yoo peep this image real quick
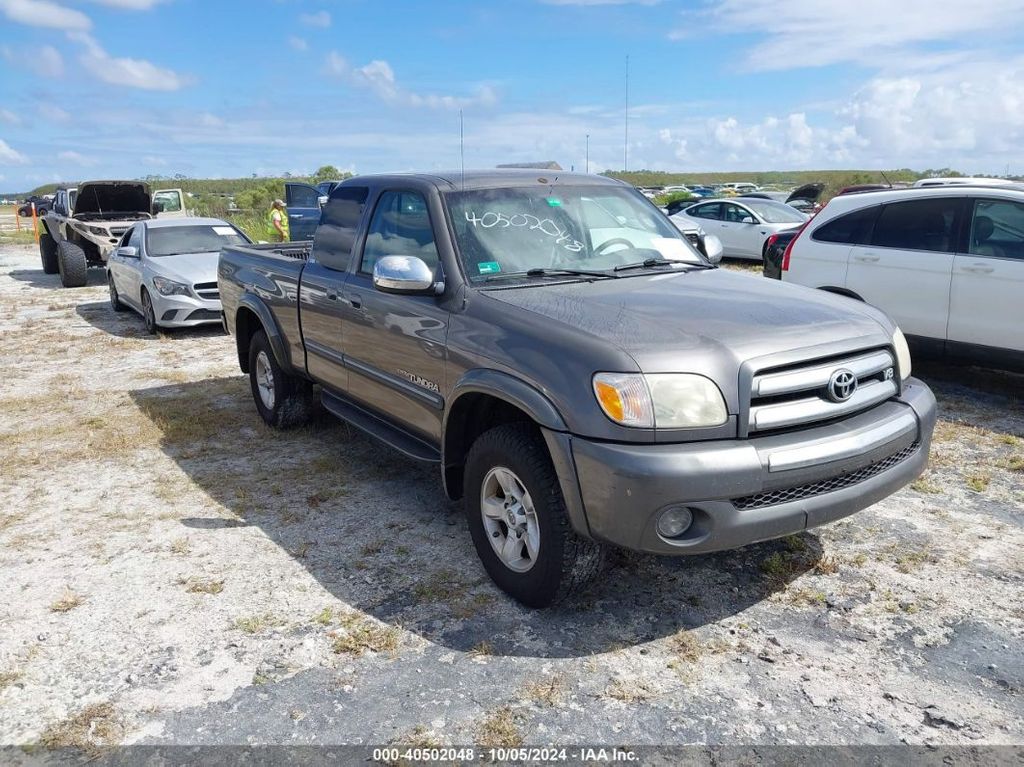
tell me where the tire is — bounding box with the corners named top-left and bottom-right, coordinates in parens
top-left (108, 273), bottom-right (125, 312)
top-left (56, 239), bottom-right (87, 288)
top-left (248, 329), bottom-right (314, 429)
top-left (39, 233), bottom-right (58, 274)
top-left (464, 423), bottom-right (605, 607)
top-left (141, 289), bottom-right (159, 333)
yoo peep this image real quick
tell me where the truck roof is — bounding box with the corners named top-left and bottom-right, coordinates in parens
top-left (339, 169), bottom-right (627, 192)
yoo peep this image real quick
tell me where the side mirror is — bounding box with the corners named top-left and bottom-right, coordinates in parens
top-left (373, 255), bottom-right (442, 295)
top-left (703, 235), bottom-right (723, 264)
top-left (117, 246), bottom-right (139, 258)
top-left (318, 195), bottom-right (329, 208)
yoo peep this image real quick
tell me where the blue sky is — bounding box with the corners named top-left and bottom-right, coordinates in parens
top-left (2, 0), bottom-right (1024, 191)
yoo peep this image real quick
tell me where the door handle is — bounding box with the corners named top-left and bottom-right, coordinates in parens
top-left (345, 293), bottom-right (362, 309)
top-left (854, 254), bottom-right (880, 263)
top-left (962, 263), bottom-right (994, 274)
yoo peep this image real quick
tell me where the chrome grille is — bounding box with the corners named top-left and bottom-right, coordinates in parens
top-left (748, 348), bottom-right (897, 433)
top-left (193, 281), bottom-right (219, 300)
top-left (733, 441), bottom-right (919, 510)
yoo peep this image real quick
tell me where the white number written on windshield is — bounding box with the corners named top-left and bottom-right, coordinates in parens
top-left (464, 211), bottom-right (584, 253)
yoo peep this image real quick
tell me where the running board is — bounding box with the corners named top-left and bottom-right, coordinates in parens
top-left (321, 390), bottom-right (441, 463)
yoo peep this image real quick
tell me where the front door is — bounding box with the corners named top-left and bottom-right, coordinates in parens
top-left (947, 197), bottom-right (1024, 354)
top-left (720, 203), bottom-right (764, 259)
top-left (152, 189), bottom-right (187, 218)
top-left (338, 189), bottom-right (449, 443)
top-left (844, 196), bottom-right (961, 341)
top-left (285, 182), bottom-right (323, 241)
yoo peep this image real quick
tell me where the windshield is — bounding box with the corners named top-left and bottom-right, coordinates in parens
top-left (742, 200), bottom-right (808, 224)
top-left (146, 224), bottom-right (249, 257)
top-left (445, 185), bottom-right (703, 280)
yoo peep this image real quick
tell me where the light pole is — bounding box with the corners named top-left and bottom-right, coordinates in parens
top-left (585, 134), bottom-right (590, 175)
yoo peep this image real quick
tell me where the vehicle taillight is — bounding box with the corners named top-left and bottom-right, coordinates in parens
top-left (781, 221), bottom-right (810, 272)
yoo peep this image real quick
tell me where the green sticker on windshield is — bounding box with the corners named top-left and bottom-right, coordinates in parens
top-left (477, 261), bottom-right (501, 274)
top-left (547, 198), bottom-right (562, 207)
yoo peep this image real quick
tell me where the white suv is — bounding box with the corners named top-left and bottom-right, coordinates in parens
top-left (780, 185), bottom-right (1024, 371)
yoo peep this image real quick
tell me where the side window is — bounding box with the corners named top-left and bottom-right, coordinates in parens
top-left (692, 203), bottom-right (720, 220)
top-left (286, 184), bottom-right (320, 208)
top-left (153, 191), bottom-right (182, 213)
top-left (360, 190), bottom-right (439, 275)
top-left (127, 225), bottom-right (143, 249)
top-left (119, 227), bottom-right (134, 247)
top-left (969, 199), bottom-right (1024, 261)
top-left (311, 186), bottom-right (369, 272)
top-left (723, 204), bottom-right (747, 223)
top-left (871, 198), bottom-right (958, 253)
top-left (812, 205), bottom-right (880, 245)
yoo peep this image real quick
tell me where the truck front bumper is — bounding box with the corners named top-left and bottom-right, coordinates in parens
top-left (562, 378), bottom-right (936, 555)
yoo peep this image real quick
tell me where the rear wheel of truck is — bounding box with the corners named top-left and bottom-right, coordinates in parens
top-left (248, 329), bottom-right (314, 429)
top-left (39, 233), bottom-right (58, 274)
top-left (56, 240), bottom-right (87, 288)
top-left (464, 423), bottom-right (605, 608)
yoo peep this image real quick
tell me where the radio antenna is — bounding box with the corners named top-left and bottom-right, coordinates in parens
top-left (623, 54), bottom-right (630, 173)
top-left (460, 110), bottom-right (465, 190)
top-left (879, 169), bottom-right (893, 188)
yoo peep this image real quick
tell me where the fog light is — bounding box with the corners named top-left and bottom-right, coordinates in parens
top-left (657, 506), bottom-right (693, 539)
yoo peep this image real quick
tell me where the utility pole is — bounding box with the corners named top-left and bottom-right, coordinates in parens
top-left (585, 134), bottom-right (590, 174)
top-left (624, 54), bottom-right (630, 172)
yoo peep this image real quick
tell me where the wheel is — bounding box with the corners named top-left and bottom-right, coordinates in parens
top-left (141, 289), bottom-right (159, 333)
top-left (247, 329), bottom-right (314, 429)
top-left (39, 233), bottom-right (58, 274)
top-left (464, 423), bottom-right (605, 607)
top-left (108, 273), bottom-right (125, 312)
top-left (56, 240), bottom-right (87, 287)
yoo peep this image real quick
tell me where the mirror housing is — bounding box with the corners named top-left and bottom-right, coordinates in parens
top-left (117, 246), bottom-right (139, 259)
top-left (703, 235), bottom-right (723, 264)
top-left (373, 255), bottom-right (442, 295)
top-left (318, 195), bottom-right (329, 208)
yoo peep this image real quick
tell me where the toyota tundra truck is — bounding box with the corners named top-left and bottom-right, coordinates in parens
top-left (218, 170), bottom-right (936, 607)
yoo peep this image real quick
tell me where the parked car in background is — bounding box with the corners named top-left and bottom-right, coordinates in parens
top-left (912, 177), bottom-right (1015, 188)
top-left (776, 186), bottom-right (1024, 371)
top-left (17, 195), bottom-right (51, 217)
top-left (279, 181), bottom-right (330, 241)
top-left (672, 198), bottom-right (808, 260)
top-left (761, 227), bottom-right (802, 279)
top-left (719, 182), bottom-right (759, 193)
top-left (107, 217), bottom-right (251, 333)
top-left (219, 169), bottom-right (934, 607)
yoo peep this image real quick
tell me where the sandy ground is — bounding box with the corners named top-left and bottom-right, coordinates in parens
top-left (0, 243), bottom-right (1021, 753)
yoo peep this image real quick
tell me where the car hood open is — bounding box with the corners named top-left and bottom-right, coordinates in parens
top-left (74, 182), bottom-right (151, 216)
top-left (786, 183), bottom-right (824, 204)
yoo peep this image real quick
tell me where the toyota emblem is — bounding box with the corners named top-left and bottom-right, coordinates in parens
top-left (827, 368), bottom-right (857, 402)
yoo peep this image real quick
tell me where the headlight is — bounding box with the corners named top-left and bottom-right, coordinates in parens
top-left (593, 373), bottom-right (728, 429)
top-left (892, 327), bottom-right (912, 381)
top-left (88, 225), bottom-right (107, 235)
top-left (152, 276), bottom-right (191, 296)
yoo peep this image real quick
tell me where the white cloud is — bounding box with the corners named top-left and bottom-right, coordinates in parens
top-left (86, 0), bottom-right (165, 8)
top-left (0, 109), bottom-right (21, 125)
top-left (38, 103), bottom-right (70, 122)
top-left (37, 44), bottom-right (64, 76)
top-left (543, 0), bottom-right (660, 5)
top-left (69, 32), bottom-right (190, 91)
top-left (142, 155), bottom-right (168, 166)
top-left (0, 0), bottom-right (91, 29)
top-left (671, 0), bottom-right (1024, 70)
top-left (288, 35), bottom-right (308, 52)
top-left (299, 10), bottom-right (330, 27)
top-left (326, 53), bottom-right (497, 110)
top-left (0, 139), bottom-right (30, 165)
top-left (58, 149), bottom-right (97, 166)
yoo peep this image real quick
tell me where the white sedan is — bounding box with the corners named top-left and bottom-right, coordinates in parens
top-left (106, 217), bottom-right (250, 333)
top-left (672, 198), bottom-right (808, 260)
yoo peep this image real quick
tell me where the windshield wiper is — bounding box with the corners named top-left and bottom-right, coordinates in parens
top-left (613, 258), bottom-right (716, 273)
top-left (486, 267), bottom-right (616, 282)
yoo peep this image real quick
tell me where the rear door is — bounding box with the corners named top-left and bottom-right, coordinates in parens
top-left (152, 189), bottom-right (187, 218)
top-left (947, 197), bottom-right (1024, 354)
top-left (285, 182), bottom-right (324, 241)
top-left (845, 197), bottom-right (961, 341)
top-left (299, 185), bottom-right (369, 394)
top-left (787, 203), bottom-right (879, 289)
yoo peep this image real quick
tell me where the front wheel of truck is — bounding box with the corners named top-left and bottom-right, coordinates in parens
top-left (248, 329), bottom-right (314, 429)
top-left (464, 423), bottom-right (605, 608)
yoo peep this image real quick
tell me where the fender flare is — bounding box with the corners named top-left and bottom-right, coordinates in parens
top-left (236, 292), bottom-right (295, 375)
top-left (443, 368), bottom-right (568, 437)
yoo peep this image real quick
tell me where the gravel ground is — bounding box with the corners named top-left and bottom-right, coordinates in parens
top-left (0, 243), bottom-right (1021, 753)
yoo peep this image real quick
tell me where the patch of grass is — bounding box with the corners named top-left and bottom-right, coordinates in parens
top-left (0, 669), bottom-right (22, 690)
top-left (331, 614), bottom-right (400, 656)
top-left (888, 545), bottom-right (936, 573)
top-left (996, 434), bottom-right (1021, 446)
top-left (522, 675), bottom-right (566, 707)
top-left (469, 640), bottom-right (493, 657)
top-left (232, 613), bottom-right (284, 634)
top-left (392, 724), bottom-right (443, 750)
top-left (784, 587), bottom-right (827, 607)
top-left (453, 592), bottom-right (497, 620)
top-left (910, 477), bottom-right (943, 494)
top-left (38, 702), bottom-right (124, 755)
top-left (182, 577), bottom-right (224, 595)
top-left (965, 473), bottom-right (991, 492)
top-left (814, 556), bottom-right (840, 575)
top-left (360, 539), bottom-right (385, 556)
top-left (604, 678), bottom-right (654, 703)
top-left (49, 590), bottom-right (84, 613)
top-left (668, 631), bottom-right (702, 663)
top-left (413, 569), bottom-right (467, 604)
top-left (1001, 456), bottom-right (1024, 473)
top-left (306, 491), bottom-right (330, 509)
top-left (313, 607), bottom-right (333, 626)
top-left (169, 537), bottom-right (191, 555)
top-left (475, 706), bottom-right (523, 748)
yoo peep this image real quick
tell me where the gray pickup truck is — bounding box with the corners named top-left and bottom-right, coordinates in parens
top-left (219, 170), bottom-right (936, 607)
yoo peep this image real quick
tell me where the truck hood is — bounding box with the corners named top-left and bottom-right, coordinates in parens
top-left (481, 268), bottom-right (894, 375)
top-left (74, 182), bottom-right (150, 216)
top-left (152, 251), bottom-right (219, 285)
